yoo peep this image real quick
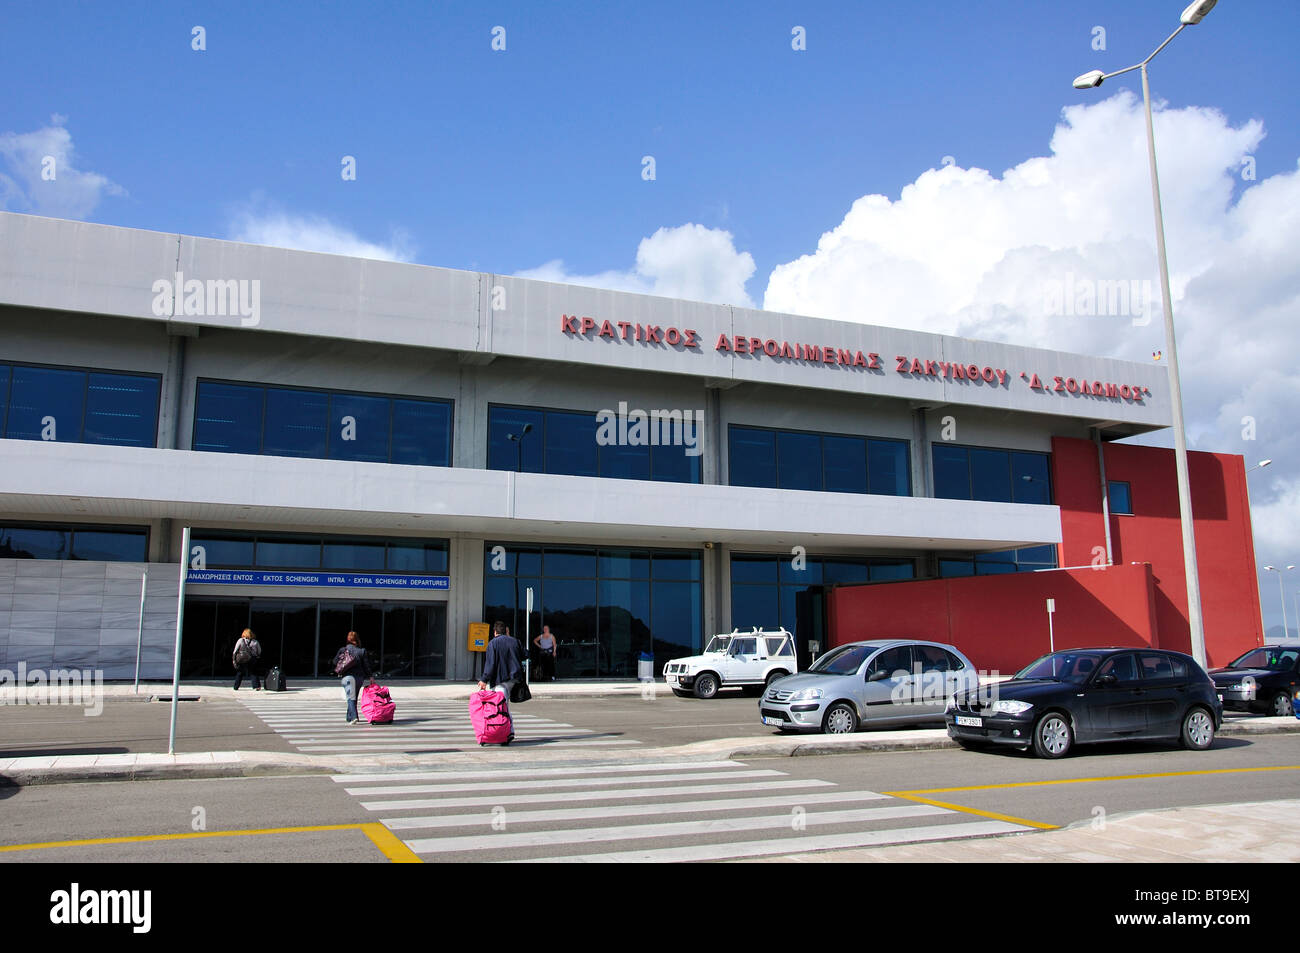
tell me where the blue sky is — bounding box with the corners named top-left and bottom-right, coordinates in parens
top-left (4, 0), bottom-right (1300, 635)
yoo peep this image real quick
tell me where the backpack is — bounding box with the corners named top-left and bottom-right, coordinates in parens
top-left (333, 646), bottom-right (360, 677)
top-left (233, 639), bottom-right (254, 665)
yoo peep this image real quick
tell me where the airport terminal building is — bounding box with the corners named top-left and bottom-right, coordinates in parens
top-left (0, 212), bottom-right (1262, 681)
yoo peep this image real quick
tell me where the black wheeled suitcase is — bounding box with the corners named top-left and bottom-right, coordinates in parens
top-left (265, 667), bottom-right (287, 692)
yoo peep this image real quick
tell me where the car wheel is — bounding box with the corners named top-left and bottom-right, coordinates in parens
top-left (1180, 706), bottom-right (1215, 750)
top-left (1032, 712), bottom-right (1073, 759)
top-left (823, 702), bottom-right (859, 734)
top-left (1270, 691), bottom-right (1294, 717)
top-left (693, 673), bottom-right (719, 699)
top-left (765, 670), bottom-right (788, 686)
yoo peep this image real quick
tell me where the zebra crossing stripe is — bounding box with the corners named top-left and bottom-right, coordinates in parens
top-left (358, 779), bottom-right (834, 812)
top-left (382, 789), bottom-right (890, 830)
top-left (334, 760), bottom-right (745, 784)
top-left (296, 741), bottom-right (641, 752)
top-left (512, 820), bottom-right (1032, 863)
top-left (403, 804), bottom-right (948, 854)
top-left (345, 768), bottom-right (786, 797)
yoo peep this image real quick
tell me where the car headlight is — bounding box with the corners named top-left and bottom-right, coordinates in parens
top-left (991, 700), bottom-right (1034, 715)
top-left (788, 688), bottom-right (824, 702)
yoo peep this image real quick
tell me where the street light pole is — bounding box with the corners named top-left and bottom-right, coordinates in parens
top-left (1071, 0), bottom-right (1218, 667)
top-left (1264, 566), bottom-right (1295, 640)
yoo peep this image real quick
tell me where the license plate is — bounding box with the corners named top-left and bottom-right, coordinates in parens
top-left (955, 715), bottom-right (983, 727)
top-left (666, 675), bottom-right (678, 684)
top-left (762, 716), bottom-right (783, 726)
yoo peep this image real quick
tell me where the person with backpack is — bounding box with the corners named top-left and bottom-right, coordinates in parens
top-left (477, 621), bottom-right (523, 698)
top-left (333, 631), bottom-right (372, 724)
top-left (232, 628), bottom-right (263, 691)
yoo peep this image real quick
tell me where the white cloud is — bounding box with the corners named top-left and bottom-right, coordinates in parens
top-left (0, 117), bottom-right (125, 218)
top-left (230, 202), bottom-right (413, 262)
top-left (517, 224), bottom-right (755, 307)
top-left (762, 90), bottom-right (1300, 621)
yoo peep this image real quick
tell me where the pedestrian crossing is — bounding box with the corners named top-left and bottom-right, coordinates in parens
top-left (236, 697), bottom-right (642, 754)
top-left (334, 759), bottom-right (1037, 862)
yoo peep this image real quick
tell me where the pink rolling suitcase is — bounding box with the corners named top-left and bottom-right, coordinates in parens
top-left (469, 690), bottom-right (513, 745)
top-left (359, 684), bottom-right (396, 724)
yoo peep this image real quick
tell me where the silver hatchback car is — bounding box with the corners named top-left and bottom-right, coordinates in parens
top-left (759, 639), bottom-right (979, 733)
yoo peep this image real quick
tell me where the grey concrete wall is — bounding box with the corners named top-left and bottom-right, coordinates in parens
top-left (0, 559), bottom-right (178, 679)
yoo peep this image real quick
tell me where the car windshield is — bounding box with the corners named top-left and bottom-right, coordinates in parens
top-left (704, 636), bottom-right (731, 654)
top-left (1015, 652), bottom-right (1107, 684)
top-left (807, 644), bottom-right (873, 675)
top-left (1228, 648), bottom-right (1298, 671)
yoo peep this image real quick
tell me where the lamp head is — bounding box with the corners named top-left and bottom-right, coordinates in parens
top-left (1259, 459), bottom-right (1273, 468)
top-left (1180, 0), bottom-right (1217, 25)
top-left (1073, 70), bottom-right (1106, 90)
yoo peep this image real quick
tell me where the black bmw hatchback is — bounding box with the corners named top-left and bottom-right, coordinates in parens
top-left (946, 647), bottom-right (1222, 758)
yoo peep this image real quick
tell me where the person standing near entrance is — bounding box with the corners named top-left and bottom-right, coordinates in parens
top-left (333, 631), bottom-right (372, 724)
top-left (478, 621), bottom-right (523, 698)
top-left (533, 624), bottom-right (557, 681)
top-left (232, 628), bottom-right (263, 691)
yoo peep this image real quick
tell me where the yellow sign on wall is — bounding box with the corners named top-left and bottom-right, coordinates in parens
top-left (468, 622), bottom-right (490, 653)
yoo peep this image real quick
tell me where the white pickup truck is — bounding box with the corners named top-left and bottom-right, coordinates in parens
top-left (662, 628), bottom-right (798, 698)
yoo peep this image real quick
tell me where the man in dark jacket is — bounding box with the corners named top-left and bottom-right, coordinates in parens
top-left (478, 621), bottom-right (523, 697)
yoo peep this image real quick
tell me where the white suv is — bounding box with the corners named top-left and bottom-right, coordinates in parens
top-left (663, 629), bottom-right (798, 698)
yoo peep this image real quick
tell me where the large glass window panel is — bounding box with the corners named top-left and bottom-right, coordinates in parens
top-left (939, 559), bottom-right (975, 578)
top-left (870, 560), bottom-right (915, 581)
top-left (7, 366), bottom-right (84, 441)
top-left (256, 539), bottom-right (321, 569)
top-left (822, 436), bottom-right (867, 493)
top-left (600, 577), bottom-right (651, 678)
top-left (544, 549), bottom-right (597, 578)
top-left (545, 577), bottom-right (598, 676)
top-left (728, 427), bottom-right (777, 488)
top-left (84, 373), bottom-right (159, 447)
top-left (193, 382), bottom-right (263, 453)
top-left (214, 600), bottom-right (252, 671)
top-left (730, 555), bottom-right (778, 584)
top-left (975, 561), bottom-right (1017, 575)
top-left (1015, 544), bottom-right (1057, 569)
top-left (180, 599), bottom-right (218, 677)
top-left (776, 431), bottom-right (821, 491)
top-left (599, 550), bottom-right (650, 580)
top-left (868, 439), bottom-right (910, 496)
top-left (731, 584), bottom-right (779, 631)
top-left (414, 605), bottom-right (446, 677)
top-left (323, 541), bottom-right (386, 571)
top-left (970, 448), bottom-right (1012, 502)
top-left (1011, 451), bottom-right (1052, 504)
top-left (193, 536), bottom-right (255, 567)
top-left (263, 388), bottom-right (329, 458)
top-left (822, 560), bottom-right (871, 585)
top-left (392, 398), bottom-right (451, 467)
top-left (650, 442), bottom-right (699, 484)
top-left (1108, 480), bottom-right (1132, 515)
top-left (387, 541), bottom-right (448, 574)
top-left (280, 602), bottom-right (318, 676)
top-left (0, 365), bottom-right (10, 434)
top-left (779, 557), bottom-right (823, 584)
top-left (652, 552), bottom-right (701, 581)
top-left (544, 410), bottom-right (598, 477)
top-left (653, 580), bottom-right (701, 661)
top-left (329, 393), bottom-right (390, 463)
top-left (71, 529), bottom-right (147, 562)
top-left (932, 445), bottom-right (970, 500)
top-left (381, 605), bottom-right (415, 676)
top-left (0, 526), bottom-right (68, 559)
top-left (318, 605), bottom-right (354, 675)
top-left (488, 407), bottom-right (545, 472)
top-left (600, 441), bottom-right (651, 481)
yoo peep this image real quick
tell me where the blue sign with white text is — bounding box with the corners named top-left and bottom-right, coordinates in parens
top-left (186, 569), bottom-right (450, 590)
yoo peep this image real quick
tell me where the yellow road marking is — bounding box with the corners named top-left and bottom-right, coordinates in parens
top-left (882, 764), bottom-right (1300, 830)
top-left (0, 823), bottom-right (423, 863)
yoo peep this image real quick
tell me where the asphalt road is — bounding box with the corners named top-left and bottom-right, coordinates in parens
top-left (3, 733), bottom-right (1297, 863)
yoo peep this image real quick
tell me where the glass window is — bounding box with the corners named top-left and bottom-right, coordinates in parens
top-left (0, 365), bottom-right (9, 434)
top-left (544, 410), bottom-right (598, 477)
top-left (823, 560), bottom-right (871, 585)
top-left (1012, 451), bottom-right (1052, 504)
top-left (391, 398), bottom-right (451, 467)
top-left (0, 526), bottom-right (69, 559)
top-left (765, 636), bottom-right (792, 656)
top-left (83, 372), bottom-right (159, 447)
top-left (263, 388), bottom-right (329, 458)
top-left (822, 436), bottom-right (867, 493)
top-left (194, 382), bottom-right (264, 453)
top-left (732, 637), bottom-right (759, 656)
top-left (7, 365), bottom-right (84, 441)
top-left (599, 550), bottom-right (650, 579)
top-left (256, 539), bottom-right (321, 569)
top-left (866, 645), bottom-right (912, 678)
top-left (730, 554), bottom-right (778, 584)
top-left (544, 549), bottom-right (597, 578)
top-left (71, 529), bottom-right (148, 562)
top-left (870, 561), bottom-right (915, 581)
top-left (868, 439), bottom-right (910, 496)
top-left (809, 643), bottom-right (873, 675)
top-left (323, 540), bottom-right (386, 571)
top-left (651, 441), bottom-right (699, 484)
top-left (777, 431), bottom-right (821, 491)
top-left (1109, 481), bottom-right (1132, 515)
top-left (1096, 653), bottom-right (1140, 683)
top-left (1139, 652), bottom-right (1178, 680)
top-left (1015, 545), bottom-right (1058, 568)
top-left (939, 559), bottom-right (974, 578)
top-left (779, 557), bottom-right (822, 584)
top-left (916, 645), bottom-right (952, 672)
top-left (731, 583), bottom-right (779, 631)
top-left (651, 552), bottom-right (701, 581)
top-left (193, 536), bottom-right (255, 567)
top-left (488, 407), bottom-right (544, 472)
top-left (329, 394), bottom-right (390, 463)
top-left (388, 542), bottom-right (448, 574)
top-left (932, 445), bottom-right (969, 500)
top-left (728, 427), bottom-right (777, 488)
top-left (970, 448), bottom-right (1012, 503)
top-left (601, 440), bottom-right (651, 481)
